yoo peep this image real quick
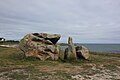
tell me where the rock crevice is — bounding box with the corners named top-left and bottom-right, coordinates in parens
top-left (19, 33), bottom-right (61, 61)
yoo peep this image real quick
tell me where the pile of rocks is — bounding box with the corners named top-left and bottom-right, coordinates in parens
top-left (19, 33), bottom-right (90, 61)
top-left (64, 37), bottom-right (90, 60)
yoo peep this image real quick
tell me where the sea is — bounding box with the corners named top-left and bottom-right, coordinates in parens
top-left (60, 44), bottom-right (120, 53)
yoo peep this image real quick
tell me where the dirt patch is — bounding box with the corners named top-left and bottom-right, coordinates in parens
top-left (0, 45), bottom-right (18, 48)
top-left (71, 64), bottom-right (120, 80)
top-left (38, 64), bottom-right (83, 74)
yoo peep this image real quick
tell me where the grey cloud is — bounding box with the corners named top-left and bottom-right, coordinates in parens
top-left (0, 0), bottom-right (120, 43)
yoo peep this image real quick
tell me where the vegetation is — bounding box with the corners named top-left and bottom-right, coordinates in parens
top-left (0, 43), bottom-right (120, 79)
top-left (0, 40), bottom-right (19, 45)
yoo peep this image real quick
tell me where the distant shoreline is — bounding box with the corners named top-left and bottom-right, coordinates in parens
top-left (0, 41), bottom-right (120, 53)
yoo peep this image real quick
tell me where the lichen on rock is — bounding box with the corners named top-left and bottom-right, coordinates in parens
top-left (64, 37), bottom-right (91, 60)
top-left (19, 33), bottom-right (61, 61)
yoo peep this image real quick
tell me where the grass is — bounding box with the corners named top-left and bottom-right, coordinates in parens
top-left (0, 46), bottom-right (120, 80)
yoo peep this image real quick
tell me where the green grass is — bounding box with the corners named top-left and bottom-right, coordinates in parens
top-left (0, 46), bottom-right (120, 80)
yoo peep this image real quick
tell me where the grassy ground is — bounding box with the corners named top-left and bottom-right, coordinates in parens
top-left (0, 46), bottom-right (120, 80)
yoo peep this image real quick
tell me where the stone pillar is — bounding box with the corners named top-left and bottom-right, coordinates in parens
top-left (64, 37), bottom-right (77, 60)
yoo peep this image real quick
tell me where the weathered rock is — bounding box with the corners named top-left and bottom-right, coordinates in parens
top-left (64, 37), bottom-right (77, 60)
top-left (19, 33), bottom-right (61, 61)
top-left (76, 46), bottom-right (91, 60)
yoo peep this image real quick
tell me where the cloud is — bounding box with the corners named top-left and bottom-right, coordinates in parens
top-left (0, 0), bottom-right (120, 43)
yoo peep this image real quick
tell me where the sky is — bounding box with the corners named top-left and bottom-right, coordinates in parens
top-left (0, 0), bottom-right (120, 43)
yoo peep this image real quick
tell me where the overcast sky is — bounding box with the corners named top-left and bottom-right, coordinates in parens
top-left (0, 0), bottom-right (120, 43)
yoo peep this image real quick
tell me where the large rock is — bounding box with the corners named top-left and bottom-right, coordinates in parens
top-left (76, 46), bottom-right (91, 60)
top-left (19, 33), bottom-right (61, 61)
top-left (64, 37), bottom-right (77, 60)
